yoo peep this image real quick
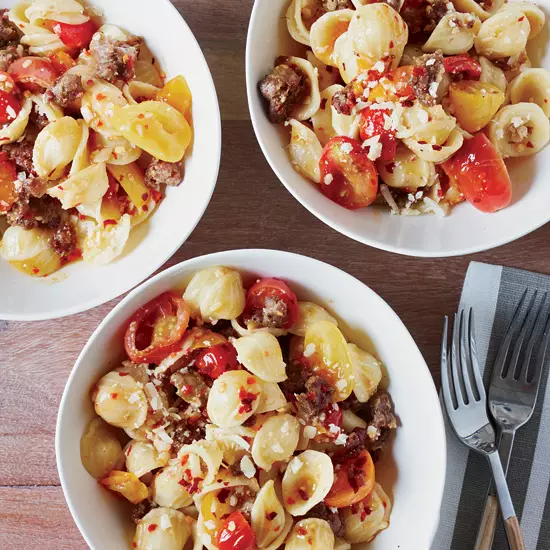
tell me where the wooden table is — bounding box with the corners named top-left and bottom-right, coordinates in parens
top-left (2, 0), bottom-right (550, 547)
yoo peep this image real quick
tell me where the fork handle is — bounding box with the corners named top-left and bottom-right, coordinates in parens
top-left (488, 451), bottom-right (525, 550)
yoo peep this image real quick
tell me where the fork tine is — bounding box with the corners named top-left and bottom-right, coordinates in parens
top-left (468, 308), bottom-right (485, 401)
top-left (451, 312), bottom-right (466, 405)
top-left (521, 292), bottom-right (547, 383)
top-left (505, 290), bottom-right (539, 380)
top-left (493, 288), bottom-right (529, 379)
top-left (459, 310), bottom-right (475, 404)
top-left (529, 309), bottom-right (550, 387)
top-left (441, 316), bottom-right (456, 413)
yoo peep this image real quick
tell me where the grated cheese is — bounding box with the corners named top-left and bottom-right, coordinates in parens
top-left (303, 343), bottom-right (316, 357)
top-left (240, 455), bottom-right (256, 478)
top-left (303, 426), bottom-right (317, 439)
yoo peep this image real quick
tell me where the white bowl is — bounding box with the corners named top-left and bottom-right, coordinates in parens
top-left (0, 0), bottom-right (221, 321)
top-left (56, 249), bottom-right (446, 550)
top-left (246, 0), bottom-right (550, 257)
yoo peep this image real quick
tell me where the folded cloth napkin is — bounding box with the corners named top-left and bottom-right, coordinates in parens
top-left (432, 261), bottom-right (550, 550)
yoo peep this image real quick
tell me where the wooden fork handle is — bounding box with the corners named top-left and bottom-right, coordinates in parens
top-left (474, 495), bottom-right (499, 550)
top-left (504, 516), bottom-right (526, 550)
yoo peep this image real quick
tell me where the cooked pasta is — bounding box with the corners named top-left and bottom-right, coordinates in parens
top-left (259, 0), bottom-right (550, 216)
top-left (81, 268), bottom-right (398, 549)
top-left (0, 0), bottom-right (194, 277)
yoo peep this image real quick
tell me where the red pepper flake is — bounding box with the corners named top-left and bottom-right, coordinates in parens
top-left (138, 114), bottom-right (145, 119)
top-left (432, 144), bottom-right (443, 151)
top-left (151, 189), bottom-right (162, 202)
top-left (110, 393), bottom-right (118, 399)
top-left (79, 214), bottom-right (86, 221)
top-left (127, 444), bottom-right (133, 455)
top-left (518, 15), bottom-right (525, 21)
top-left (247, 377), bottom-right (255, 385)
top-left (118, 372), bottom-right (129, 377)
top-left (181, 454), bottom-right (189, 466)
top-left (144, 124), bottom-right (149, 130)
top-left (87, 79), bottom-right (94, 86)
top-left (217, 488), bottom-right (230, 503)
top-left (132, 544), bottom-right (137, 548)
top-left (148, 524), bottom-right (158, 532)
top-left (142, 192), bottom-right (149, 201)
top-left (103, 219), bottom-right (117, 228)
top-left (287, 497), bottom-right (296, 505)
top-left (389, 40), bottom-right (394, 48)
top-left (266, 511), bottom-right (277, 521)
top-left (274, 525), bottom-right (281, 532)
top-left (418, 140), bottom-right (427, 145)
top-left (238, 386), bottom-right (259, 414)
top-left (32, 267), bottom-right (40, 275)
top-left (112, 151), bottom-right (118, 160)
top-left (58, 185), bottom-right (64, 190)
top-left (298, 488), bottom-right (308, 501)
top-left (97, 120), bottom-right (104, 128)
top-left (527, 141), bottom-right (534, 148)
top-left (96, 93), bottom-right (107, 101)
top-left (181, 384), bottom-right (193, 396)
top-left (142, 204), bottom-right (149, 212)
top-left (360, 506), bottom-right (372, 522)
top-left (297, 526), bottom-right (307, 536)
top-left (383, 501), bottom-right (387, 509)
top-left (386, 162), bottom-right (395, 174)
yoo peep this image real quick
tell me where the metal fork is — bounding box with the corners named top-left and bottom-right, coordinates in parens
top-left (475, 291), bottom-right (550, 550)
top-left (441, 310), bottom-right (526, 550)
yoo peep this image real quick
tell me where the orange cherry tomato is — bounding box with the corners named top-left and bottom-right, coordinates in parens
top-left (442, 133), bottom-right (512, 213)
top-left (325, 450), bottom-right (375, 508)
top-left (0, 156), bottom-right (17, 213)
top-left (216, 512), bottom-right (256, 550)
top-left (49, 51), bottom-right (77, 74)
top-left (8, 57), bottom-right (58, 92)
top-left (319, 137), bottom-right (379, 210)
top-left (50, 19), bottom-right (97, 49)
top-left (124, 292), bottom-right (190, 363)
top-left (359, 107), bottom-right (397, 162)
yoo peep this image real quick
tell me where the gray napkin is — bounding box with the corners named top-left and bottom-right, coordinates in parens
top-left (432, 262), bottom-right (550, 550)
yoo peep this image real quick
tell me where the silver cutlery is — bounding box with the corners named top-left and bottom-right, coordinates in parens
top-left (475, 290), bottom-right (550, 550)
top-left (441, 309), bottom-right (526, 550)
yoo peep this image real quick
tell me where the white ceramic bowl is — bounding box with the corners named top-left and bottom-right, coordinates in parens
top-left (0, 0), bottom-right (221, 321)
top-left (56, 249), bottom-right (446, 550)
top-left (246, 0), bottom-right (550, 257)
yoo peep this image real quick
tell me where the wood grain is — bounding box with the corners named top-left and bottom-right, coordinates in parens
top-left (3, 0), bottom-right (550, 547)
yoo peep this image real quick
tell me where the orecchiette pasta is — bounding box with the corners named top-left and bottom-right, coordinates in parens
top-left (178, 440), bottom-right (223, 485)
top-left (509, 69), bottom-right (550, 117)
top-left (377, 144), bottom-right (436, 190)
top-left (288, 119), bottom-right (324, 183)
top-left (496, 1), bottom-right (545, 39)
top-left (348, 344), bottom-right (383, 403)
top-left (125, 441), bottom-right (170, 478)
top-left (488, 102), bottom-right (550, 157)
top-left (256, 379), bottom-right (288, 413)
top-left (25, 0), bottom-right (89, 25)
top-left (422, 13), bottom-right (481, 55)
top-left (285, 518), bottom-right (335, 550)
top-left (80, 417), bottom-right (124, 480)
top-left (134, 508), bottom-right (191, 550)
top-left (451, 0), bottom-right (505, 21)
top-left (403, 128), bottom-right (464, 163)
top-left (251, 480), bottom-right (287, 548)
top-left (310, 9), bottom-right (354, 67)
top-left (252, 414), bottom-right (300, 470)
top-left (475, 11), bottom-right (531, 59)
top-left (153, 461), bottom-right (194, 509)
top-left (286, 57), bottom-right (321, 121)
top-left (234, 332), bottom-right (287, 383)
top-left (479, 56), bottom-right (508, 92)
top-left (289, 301), bottom-right (338, 337)
top-left (306, 51), bottom-right (342, 91)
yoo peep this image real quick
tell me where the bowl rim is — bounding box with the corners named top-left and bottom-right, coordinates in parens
top-left (0, 0), bottom-right (222, 322)
top-left (244, 0), bottom-right (548, 258)
top-left (55, 248), bottom-right (447, 549)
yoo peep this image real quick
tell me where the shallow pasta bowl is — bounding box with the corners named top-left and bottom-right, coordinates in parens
top-left (56, 249), bottom-right (446, 549)
top-left (0, 0), bottom-right (221, 320)
top-left (246, 0), bottom-right (550, 257)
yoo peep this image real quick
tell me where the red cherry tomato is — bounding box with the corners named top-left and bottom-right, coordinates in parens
top-left (50, 19), bottom-right (97, 49)
top-left (319, 136), bottom-right (379, 210)
top-left (0, 71), bottom-right (17, 94)
top-left (359, 107), bottom-right (397, 162)
top-left (195, 343), bottom-right (239, 379)
top-left (8, 57), bottom-right (58, 92)
top-left (216, 512), bottom-right (256, 550)
top-left (125, 292), bottom-right (190, 363)
top-left (242, 277), bottom-right (299, 330)
top-left (0, 90), bottom-right (21, 125)
top-left (443, 55), bottom-right (482, 80)
top-left (325, 450), bottom-right (376, 508)
top-left (0, 157), bottom-right (17, 213)
top-left (442, 133), bottom-right (512, 213)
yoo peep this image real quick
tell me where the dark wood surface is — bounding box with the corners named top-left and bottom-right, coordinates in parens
top-left (2, 0), bottom-right (550, 547)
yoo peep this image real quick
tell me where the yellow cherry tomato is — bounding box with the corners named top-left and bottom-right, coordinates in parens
top-left (157, 75), bottom-right (192, 119)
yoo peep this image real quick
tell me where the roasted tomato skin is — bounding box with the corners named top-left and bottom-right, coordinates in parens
top-left (319, 137), bottom-right (379, 210)
top-left (195, 343), bottom-right (239, 379)
top-left (325, 450), bottom-right (375, 508)
top-left (216, 512), bottom-right (256, 550)
top-left (443, 55), bottom-right (482, 79)
top-left (50, 20), bottom-right (97, 49)
top-left (442, 133), bottom-right (512, 213)
top-left (8, 57), bottom-right (58, 92)
top-left (242, 277), bottom-right (299, 330)
top-left (124, 292), bottom-right (190, 363)
top-left (359, 107), bottom-right (397, 162)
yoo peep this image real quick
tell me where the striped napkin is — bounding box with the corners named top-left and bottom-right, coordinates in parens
top-left (432, 262), bottom-right (550, 550)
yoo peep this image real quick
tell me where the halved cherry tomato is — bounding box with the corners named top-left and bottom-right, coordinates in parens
top-left (242, 277), bottom-right (299, 330)
top-left (443, 54), bottom-right (482, 80)
top-left (368, 65), bottom-right (415, 104)
top-left (124, 292), bottom-right (190, 363)
top-left (0, 156), bottom-right (17, 213)
top-left (319, 136), bottom-right (379, 210)
top-left (216, 512), bottom-right (256, 550)
top-left (442, 133), bottom-right (512, 213)
top-left (50, 19), bottom-right (97, 49)
top-left (8, 57), bottom-right (58, 92)
top-left (195, 343), bottom-right (239, 379)
top-left (325, 450), bottom-right (375, 508)
top-left (0, 90), bottom-right (21, 125)
top-left (359, 107), bottom-right (397, 162)
top-left (49, 51), bottom-right (76, 74)
top-left (0, 71), bottom-right (17, 94)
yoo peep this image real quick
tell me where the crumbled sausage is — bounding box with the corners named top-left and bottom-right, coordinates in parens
top-left (21, 176), bottom-right (49, 198)
top-left (280, 356), bottom-right (310, 396)
top-left (30, 104), bottom-right (50, 131)
top-left (331, 86), bottom-right (355, 116)
top-left (294, 375), bottom-right (334, 424)
top-left (321, 0), bottom-right (354, 10)
top-left (259, 63), bottom-right (306, 123)
top-left (231, 486), bottom-right (256, 522)
top-left (50, 221), bottom-right (77, 257)
top-left (304, 503), bottom-right (345, 537)
top-left (382, 0), bottom-right (402, 10)
top-left (2, 138), bottom-right (35, 174)
top-left (402, 0), bottom-right (449, 36)
top-left (0, 45), bottom-right (22, 71)
top-left (90, 32), bottom-right (142, 83)
top-left (144, 158), bottom-right (183, 190)
top-left (410, 50), bottom-right (445, 107)
top-left (171, 368), bottom-right (211, 409)
top-left (6, 192), bottom-right (62, 229)
top-left (247, 295), bottom-right (289, 329)
top-left (172, 405), bottom-right (208, 452)
top-left (45, 73), bottom-right (84, 108)
top-left (0, 10), bottom-right (19, 48)
top-left (131, 500), bottom-right (157, 524)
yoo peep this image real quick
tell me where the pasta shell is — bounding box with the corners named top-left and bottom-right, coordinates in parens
top-left (80, 417), bottom-right (124, 480)
top-left (25, 0), bottom-right (89, 25)
top-left (93, 371), bottom-right (148, 430)
top-left (205, 424), bottom-right (256, 465)
top-left (475, 11), bottom-right (530, 59)
top-left (153, 461), bottom-right (194, 509)
top-left (134, 508), bottom-right (191, 550)
top-left (286, 57), bottom-right (321, 121)
top-left (423, 13), bottom-right (481, 55)
top-left (496, 1), bottom-right (545, 39)
top-left (348, 344), bottom-right (383, 403)
top-left (282, 450), bottom-right (334, 516)
top-left (509, 69), bottom-right (550, 117)
top-left (252, 480), bottom-right (287, 548)
top-left (79, 213), bottom-right (132, 265)
top-left (479, 57), bottom-right (507, 92)
top-left (125, 440), bottom-right (169, 478)
top-left (403, 128), bottom-right (464, 163)
top-left (310, 9), bottom-right (354, 67)
top-left (397, 104), bottom-right (456, 144)
top-left (183, 266), bottom-right (246, 322)
top-left (289, 119), bottom-right (323, 184)
top-left (207, 371), bottom-right (262, 428)
top-left (306, 51), bottom-right (343, 91)
top-left (451, 0), bottom-right (504, 21)
top-left (256, 379), bottom-right (288, 414)
top-left (234, 332), bottom-right (287, 383)
top-left (377, 143), bottom-right (436, 189)
top-left (289, 302), bottom-right (338, 338)
top-left (178, 440), bottom-right (224, 486)
top-left (333, 32), bottom-right (370, 84)
top-left (285, 518), bottom-right (335, 550)
top-left (252, 414), bottom-right (300, 470)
